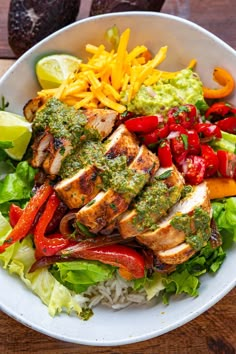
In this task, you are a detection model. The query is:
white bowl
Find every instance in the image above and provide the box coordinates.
[0,12,235,346]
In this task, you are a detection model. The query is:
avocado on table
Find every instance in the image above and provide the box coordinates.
[8,0,80,57]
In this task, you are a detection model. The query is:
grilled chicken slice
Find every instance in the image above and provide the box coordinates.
[118,165,184,238]
[104,124,139,163]
[84,108,117,140]
[30,131,53,168]
[55,124,139,209]
[42,138,73,176]
[137,182,211,253]
[23,96,45,122]
[75,145,159,233]
[156,242,196,265]
[30,107,117,174]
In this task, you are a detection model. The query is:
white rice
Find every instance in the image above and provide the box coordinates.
[81,273,148,310]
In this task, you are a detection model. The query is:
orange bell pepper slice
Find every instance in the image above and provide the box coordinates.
[203,67,235,99]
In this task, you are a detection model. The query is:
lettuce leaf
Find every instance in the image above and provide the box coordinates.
[212,197,236,247]
[51,260,116,294]
[161,241,226,304]
[0,213,82,317]
[0,161,37,206]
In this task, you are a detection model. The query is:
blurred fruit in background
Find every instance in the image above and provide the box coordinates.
[8,0,80,57]
[90,0,166,15]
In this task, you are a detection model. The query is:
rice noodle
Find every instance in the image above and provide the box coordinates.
[81,273,148,310]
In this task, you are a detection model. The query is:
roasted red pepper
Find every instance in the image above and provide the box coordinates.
[201,144,219,178]
[9,204,23,227]
[217,150,236,178]
[34,192,70,258]
[60,244,145,280]
[0,183,53,254]
[195,123,222,139]
[205,102,236,119]
[216,117,236,134]
[158,140,173,167]
[125,115,159,133]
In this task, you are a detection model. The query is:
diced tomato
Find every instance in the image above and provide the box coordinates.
[205,102,236,119]
[170,135,187,156]
[182,155,206,185]
[141,125,169,145]
[167,104,198,129]
[168,124,188,135]
[187,130,200,155]
[158,140,173,167]
[195,123,222,139]
[201,144,219,178]
[217,150,236,178]
[125,115,159,133]
[216,117,236,134]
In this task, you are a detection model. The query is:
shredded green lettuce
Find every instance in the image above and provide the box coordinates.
[212,197,236,244]
[0,213,82,317]
[0,161,37,207]
[50,260,115,294]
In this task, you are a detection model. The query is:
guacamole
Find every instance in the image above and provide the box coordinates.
[125,69,206,116]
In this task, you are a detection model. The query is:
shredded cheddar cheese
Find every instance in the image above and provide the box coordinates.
[37,28,197,113]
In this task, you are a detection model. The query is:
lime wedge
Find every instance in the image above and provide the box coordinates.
[36,54,82,89]
[0,111,32,160]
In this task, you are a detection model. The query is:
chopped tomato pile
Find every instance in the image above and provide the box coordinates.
[125,101,236,185]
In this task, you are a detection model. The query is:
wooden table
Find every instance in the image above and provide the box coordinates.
[0,0,236,352]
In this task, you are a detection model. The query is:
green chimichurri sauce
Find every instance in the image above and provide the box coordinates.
[170,207,211,251]
[33,97,100,146]
[101,155,148,200]
[133,177,181,231]
[60,140,146,198]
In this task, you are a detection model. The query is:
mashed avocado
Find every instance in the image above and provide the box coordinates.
[125,69,206,116]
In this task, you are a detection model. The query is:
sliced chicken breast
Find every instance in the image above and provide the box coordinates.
[55,124,139,209]
[84,108,117,140]
[104,124,139,164]
[156,242,196,265]
[30,131,53,168]
[30,108,117,175]
[137,182,211,253]
[23,96,44,122]
[42,138,73,176]
[75,145,159,233]
[118,165,184,238]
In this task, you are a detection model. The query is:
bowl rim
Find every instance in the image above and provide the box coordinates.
[0,11,236,346]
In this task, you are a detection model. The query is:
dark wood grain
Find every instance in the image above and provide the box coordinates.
[0,0,236,352]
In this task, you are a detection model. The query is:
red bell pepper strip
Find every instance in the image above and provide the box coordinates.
[205,102,236,119]
[201,144,219,178]
[195,123,222,139]
[34,192,70,257]
[140,125,169,145]
[125,115,159,133]
[182,155,206,185]
[9,204,23,227]
[0,183,53,254]
[217,150,236,178]
[216,117,236,134]
[59,244,145,280]
[158,140,173,167]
